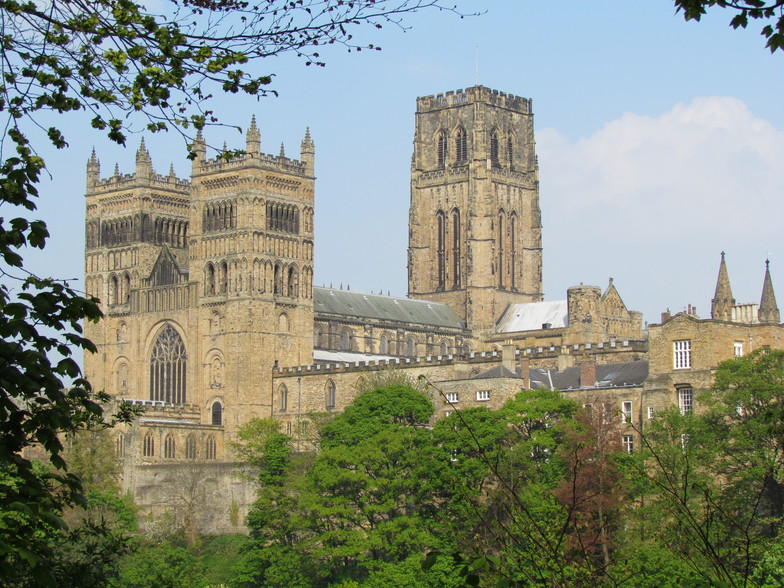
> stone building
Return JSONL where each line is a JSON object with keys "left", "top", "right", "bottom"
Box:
{"left": 81, "top": 87, "right": 780, "bottom": 532}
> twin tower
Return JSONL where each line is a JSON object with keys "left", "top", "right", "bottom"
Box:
{"left": 83, "top": 86, "right": 543, "bottom": 423}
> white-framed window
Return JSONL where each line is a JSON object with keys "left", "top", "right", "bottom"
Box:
{"left": 734, "top": 341, "right": 744, "bottom": 357}
{"left": 673, "top": 340, "right": 691, "bottom": 369}
{"left": 445, "top": 392, "right": 459, "bottom": 404}
{"left": 678, "top": 387, "right": 693, "bottom": 415}
{"left": 476, "top": 390, "right": 491, "bottom": 402}
{"left": 622, "top": 435, "right": 634, "bottom": 453}
{"left": 647, "top": 406, "right": 655, "bottom": 420}
{"left": 621, "top": 401, "right": 633, "bottom": 423}
{"left": 444, "top": 410, "right": 453, "bottom": 417}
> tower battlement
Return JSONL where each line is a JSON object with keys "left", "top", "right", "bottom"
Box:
{"left": 417, "top": 85, "right": 533, "bottom": 114}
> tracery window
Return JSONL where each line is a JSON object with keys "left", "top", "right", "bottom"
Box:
{"left": 143, "top": 432, "right": 154, "bottom": 457}
{"left": 455, "top": 128, "right": 467, "bottom": 163}
{"left": 164, "top": 434, "right": 175, "bottom": 458}
{"left": 185, "top": 435, "right": 197, "bottom": 459}
{"left": 149, "top": 324, "right": 187, "bottom": 404}
{"left": 326, "top": 380, "right": 336, "bottom": 411}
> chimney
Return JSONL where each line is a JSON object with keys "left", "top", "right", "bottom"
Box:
{"left": 519, "top": 357, "right": 530, "bottom": 389}
{"left": 501, "top": 340, "right": 516, "bottom": 374}
{"left": 661, "top": 308, "right": 671, "bottom": 323}
{"left": 579, "top": 358, "right": 596, "bottom": 388}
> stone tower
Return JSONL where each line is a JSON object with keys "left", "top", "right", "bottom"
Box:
{"left": 407, "top": 86, "right": 543, "bottom": 332}
{"left": 84, "top": 121, "right": 316, "bottom": 433}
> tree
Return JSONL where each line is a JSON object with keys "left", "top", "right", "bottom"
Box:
{"left": 674, "top": 0, "right": 784, "bottom": 53}
{"left": 0, "top": 0, "right": 463, "bottom": 578}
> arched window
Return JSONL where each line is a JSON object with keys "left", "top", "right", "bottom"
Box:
{"left": 341, "top": 330, "right": 350, "bottom": 351}
{"left": 455, "top": 128, "right": 467, "bottom": 163}
{"left": 279, "top": 384, "right": 288, "bottom": 412}
{"left": 108, "top": 274, "right": 118, "bottom": 306}
{"left": 122, "top": 273, "right": 131, "bottom": 304}
{"left": 490, "top": 129, "right": 500, "bottom": 167}
{"left": 407, "top": 338, "right": 416, "bottom": 357}
{"left": 273, "top": 262, "right": 282, "bottom": 295}
{"left": 436, "top": 211, "right": 446, "bottom": 291}
{"left": 314, "top": 327, "right": 321, "bottom": 348}
{"left": 149, "top": 324, "right": 187, "bottom": 404}
{"left": 380, "top": 335, "right": 388, "bottom": 355}
{"left": 211, "top": 401, "right": 222, "bottom": 426}
{"left": 206, "top": 263, "right": 216, "bottom": 295}
{"left": 206, "top": 435, "right": 217, "bottom": 460}
{"left": 164, "top": 434, "right": 175, "bottom": 458}
{"left": 437, "top": 131, "right": 447, "bottom": 167}
{"left": 287, "top": 266, "right": 298, "bottom": 297}
{"left": 143, "top": 432, "right": 154, "bottom": 457}
{"left": 452, "top": 209, "right": 461, "bottom": 289}
{"left": 220, "top": 261, "right": 228, "bottom": 294}
{"left": 326, "top": 380, "right": 336, "bottom": 411}
{"left": 440, "top": 341, "right": 448, "bottom": 356}
{"left": 185, "top": 435, "right": 197, "bottom": 460}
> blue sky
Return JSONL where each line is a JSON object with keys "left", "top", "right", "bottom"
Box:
{"left": 21, "top": 0, "right": 784, "bottom": 330}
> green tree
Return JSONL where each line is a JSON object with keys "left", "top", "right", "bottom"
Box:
{"left": 674, "top": 0, "right": 784, "bottom": 53}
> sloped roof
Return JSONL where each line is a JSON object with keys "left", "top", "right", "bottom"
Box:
{"left": 471, "top": 365, "right": 519, "bottom": 380}
{"left": 496, "top": 300, "right": 568, "bottom": 333}
{"left": 314, "top": 287, "right": 465, "bottom": 329}
{"left": 528, "top": 360, "right": 648, "bottom": 391}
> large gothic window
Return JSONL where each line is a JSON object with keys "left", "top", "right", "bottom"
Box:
{"left": 149, "top": 324, "right": 187, "bottom": 404}
{"left": 185, "top": 434, "right": 197, "bottom": 459}
{"left": 143, "top": 432, "right": 154, "bottom": 457}
{"left": 206, "top": 435, "right": 217, "bottom": 460}
{"left": 164, "top": 434, "right": 175, "bottom": 458}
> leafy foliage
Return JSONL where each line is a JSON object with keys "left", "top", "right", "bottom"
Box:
{"left": 674, "top": 0, "right": 784, "bottom": 53}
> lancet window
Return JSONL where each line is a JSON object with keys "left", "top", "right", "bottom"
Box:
{"left": 455, "top": 128, "right": 467, "bottom": 163}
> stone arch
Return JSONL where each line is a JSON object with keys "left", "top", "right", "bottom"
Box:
{"left": 209, "top": 399, "right": 223, "bottom": 426}
{"left": 278, "top": 312, "right": 289, "bottom": 333}
{"left": 205, "top": 349, "right": 225, "bottom": 389}
{"left": 142, "top": 430, "right": 155, "bottom": 457}
{"left": 325, "top": 379, "right": 336, "bottom": 411}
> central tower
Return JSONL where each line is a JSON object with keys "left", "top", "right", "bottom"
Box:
{"left": 408, "top": 86, "right": 543, "bottom": 332}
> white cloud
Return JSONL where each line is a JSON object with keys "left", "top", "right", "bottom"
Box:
{"left": 538, "top": 97, "right": 784, "bottom": 322}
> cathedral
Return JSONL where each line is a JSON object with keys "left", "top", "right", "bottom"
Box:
{"left": 82, "top": 86, "right": 782, "bottom": 532}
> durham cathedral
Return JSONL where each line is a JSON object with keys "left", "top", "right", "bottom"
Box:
{"left": 81, "top": 86, "right": 783, "bottom": 532}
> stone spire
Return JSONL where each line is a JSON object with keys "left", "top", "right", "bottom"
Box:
{"left": 759, "top": 259, "right": 780, "bottom": 324}
{"left": 86, "top": 148, "right": 100, "bottom": 189}
{"left": 135, "top": 138, "right": 153, "bottom": 178}
{"left": 711, "top": 251, "right": 735, "bottom": 321}
{"left": 279, "top": 142, "right": 286, "bottom": 158}
{"left": 246, "top": 115, "right": 260, "bottom": 155}
{"left": 300, "top": 127, "right": 314, "bottom": 175}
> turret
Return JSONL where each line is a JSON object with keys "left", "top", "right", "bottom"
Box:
{"left": 135, "top": 138, "right": 153, "bottom": 179}
{"left": 246, "top": 115, "right": 260, "bottom": 156}
{"left": 86, "top": 148, "right": 100, "bottom": 190}
{"left": 759, "top": 259, "right": 780, "bottom": 324}
{"left": 300, "top": 127, "right": 315, "bottom": 176}
{"left": 711, "top": 251, "right": 735, "bottom": 321}
{"left": 191, "top": 129, "right": 206, "bottom": 174}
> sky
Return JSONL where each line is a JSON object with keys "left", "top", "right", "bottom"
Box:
{"left": 19, "top": 0, "right": 784, "bottom": 330}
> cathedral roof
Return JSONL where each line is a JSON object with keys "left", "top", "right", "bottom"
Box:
{"left": 495, "top": 300, "right": 568, "bottom": 333}
{"left": 314, "top": 287, "right": 465, "bottom": 329}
